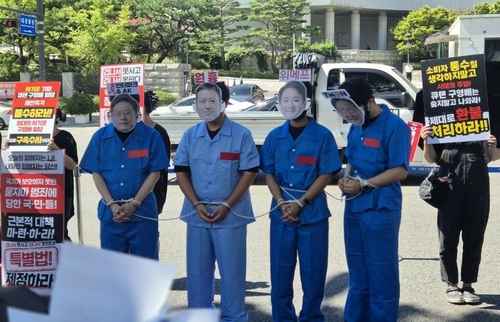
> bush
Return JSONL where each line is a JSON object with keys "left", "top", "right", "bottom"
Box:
{"left": 298, "top": 40, "right": 342, "bottom": 61}
{"left": 155, "top": 91, "right": 176, "bottom": 105}
{"left": 91, "top": 95, "right": 100, "bottom": 112}
{"left": 253, "top": 48, "right": 269, "bottom": 72}
{"left": 58, "top": 96, "right": 71, "bottom": 110}
{"left": 63, "top": 93, "right": 95, "bottom": 115}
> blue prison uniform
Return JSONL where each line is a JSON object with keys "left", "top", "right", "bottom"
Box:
{"left": 80, "top": 121, "right": 169, "bottom": 259}
{"left": 260, "top": 117, "right": 341, "bottom": 321}
{"left": 343, "top": 105, "right": 410, "bottom": 322}
{"left": 173, "top": 116, "right": 259, "bottom": 322}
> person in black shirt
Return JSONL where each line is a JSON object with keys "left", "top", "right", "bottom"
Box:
{"left": 46, "top": 109, "right": 78, "bottom": 241}
{"left": 142, "top": 90, "right": 171, "bottom": 214}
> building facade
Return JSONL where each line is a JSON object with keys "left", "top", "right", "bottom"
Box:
{"left": 447, "top": 14, "right": 500, "bottom": 60}
{"left": 238, "top": 0, "right": 481, "bottom": 50}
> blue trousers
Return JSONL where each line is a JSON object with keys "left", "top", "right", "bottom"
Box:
{"left": 186, "top": 225, "right": 248, "bottom": 322}
{"left": 344, "top": 205, "right": 401, "bottom": 322}
{"left": 270, "top": 218, "right": 329, "bottom": 322}
{"left": 100, "top": 220, "right": 159, "bottom": 260}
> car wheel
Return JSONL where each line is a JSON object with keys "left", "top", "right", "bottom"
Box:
{"left": 0, "top": 118, "right": 5, "bottom": 130}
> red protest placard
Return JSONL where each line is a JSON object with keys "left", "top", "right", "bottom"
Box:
{"left": 1, "top": 150, "right": 65, "bottom": 296}
{"left": 100, "top": 64, "right": 145, "bottom": 127}
{"left": 9, "top": 82, "right": 60, "bottom": 152}
{"left": 407, "top": 121, "right": 423, "bottom": 163}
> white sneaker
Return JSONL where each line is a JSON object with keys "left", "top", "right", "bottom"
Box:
{"left": 462, "top": 287, "right": 481, "bottom": 304}
{"left": 446, "top": 287, "right": 464, "bottom": 304}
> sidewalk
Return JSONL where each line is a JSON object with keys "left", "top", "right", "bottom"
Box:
{"left": 66, "top": 169, "right": 500, "bottom": 322}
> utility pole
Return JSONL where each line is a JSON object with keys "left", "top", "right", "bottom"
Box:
{"left": 406, "top": 32, "right": 411, "bottom": 65}
{"left": 37, "top": 0, "right": 45, "bottom": 81}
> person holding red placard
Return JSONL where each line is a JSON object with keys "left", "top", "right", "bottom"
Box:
{"left": 46, "top": 108, "right": 78, "bottom": 241}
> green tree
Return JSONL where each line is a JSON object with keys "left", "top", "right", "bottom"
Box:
{"left": 298, "top": 40, "right": 341, "bottom": 61}
{"left": 0, "top": 0, "right": 37, "bottom": 69}
{"left": 246, "top": 0, "right": 319, "bottom": 73}
{"left": 128, "top": 0, "right": 219, "bottom": 63}
{"left": 0, "top": 52, "right": 22, "bottom": 80}
{"left": 474, "top": 1, "right": 500, "bottom": 14}
{"left": 44, "top": 1, "right": 84, "bottom": 68}
{"left": 202, "top": 0, "right": 246, "bottom": 70}
{"left": 392, "top": 5, "right": 465, "bottom": 61}
{"left": 65, "top": 0, "right": 134, "bottom": 74}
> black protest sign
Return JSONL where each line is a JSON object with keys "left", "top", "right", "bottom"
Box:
{"left": 421, "top": 54, "right": 489, "bottom": 144}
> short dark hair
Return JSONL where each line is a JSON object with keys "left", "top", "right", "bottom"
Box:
{"left": 278, "top": 81, "right": 307, "bottom": 102}
{"left": 144, "top": 90, "right": 159, "bottom": 114}
{"left": 55, "top": 108, "right": 66, "bottom": 125}
{"left": 110, "top": 94, "right": 139, "bottom": 113}
{"left": 195, "top": 83, "right": 222, "bottom": 103}
{"left": 215, "top": 81, "right": 230, "bottom": 105}
{"left": 338, "top": 77, "right": 374, "bottom": 106}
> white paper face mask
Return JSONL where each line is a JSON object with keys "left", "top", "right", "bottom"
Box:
{"left": 331, "top": 97, "right": 366, "bottom": 126}
{"left": 110, "top": 102, "right": 139, "bottom": 133}
{"left": 277, "top": 82, "right": 309, "bottom": 120}
{"left": 193, "top": 89, "right": 224, "bottom": 122}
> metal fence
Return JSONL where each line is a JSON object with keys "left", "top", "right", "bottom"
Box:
{"left": 74, "top": 74, "right": 99, "bottom": 95}
{"left": 45, "top": 74, "right": 62, "bottom": 83}
{"left": 28, "top": 73, "right": 99, "bottom": 96}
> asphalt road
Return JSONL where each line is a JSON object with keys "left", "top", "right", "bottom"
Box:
{"left": 2, "top": 114, "right": 500, "bottom": 321}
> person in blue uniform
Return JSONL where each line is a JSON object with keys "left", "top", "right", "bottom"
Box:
{"left": 260, "top": 80, "right": 341, "bottom": 322}
{"left": 335, "top": 77, "right": 410, "bottom": 322}
{"left": 173, "top": 82, "right": 259, "bottom": 322}
{"left": 80, "top": 93, "right": 169, "bottom": 259}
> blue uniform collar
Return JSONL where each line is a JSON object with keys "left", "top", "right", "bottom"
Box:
{"left": 102, "top": 121, "right": 148, "bottom": 143}
{"left": 194, "top": 114, "right": 233, "bottom": 139}
{"left": 372, "top": 104, "right": 392, "bottom": 124}
{"left": 275, "top": 117, "right": 318, "bottom": 140}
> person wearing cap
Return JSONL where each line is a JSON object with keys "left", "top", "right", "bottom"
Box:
{"left": 173, "top": 82, "right": 259, "bottom": 321}
{"left": 80, "top": 94, "right": 169, "bottom": 259}
{"left": 335, "top": 77, "right": 410, "bottom": 322}
{"left": 260, "top": 80, "right": 341, "bottom": 321}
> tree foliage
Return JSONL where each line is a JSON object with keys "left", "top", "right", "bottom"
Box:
{"left": 298, "top": 40, "right": 341, "bottom": 61}
{"left": 392, "top": 5, "right": 466, "bottom": 61}
{"left": 0, "top": 0, "right": 38, "bottom": 69}
{"left": 474, "top": 1, "right": 500, "bottom": 14}
{"left": 65, "top": 0, "right": 134, "bottom": 74}
{"left": 0, "top": 53, "right": 23, "bottom": 79}
{"left": 200, "top": 0, "right": 246, "bottom": 70}
{"left": 128, "top": 0, "right": 219, "bottom": 64}
{"left": 63, "top": 93, "right": 95, "bottom": 115}
{"left": 246, "top": 0, "right": 319, "bottom": 73}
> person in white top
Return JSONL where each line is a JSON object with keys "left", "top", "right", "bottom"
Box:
{"left": 185, "top": 80, "right": 192, "bottom": 97}
{"left": 404, "top": 63, "right": 413, "bottom": 82}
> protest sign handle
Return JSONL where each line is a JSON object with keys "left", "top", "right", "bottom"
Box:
{"left": 74, "top": 166, "right": 84, "bottom": 244}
